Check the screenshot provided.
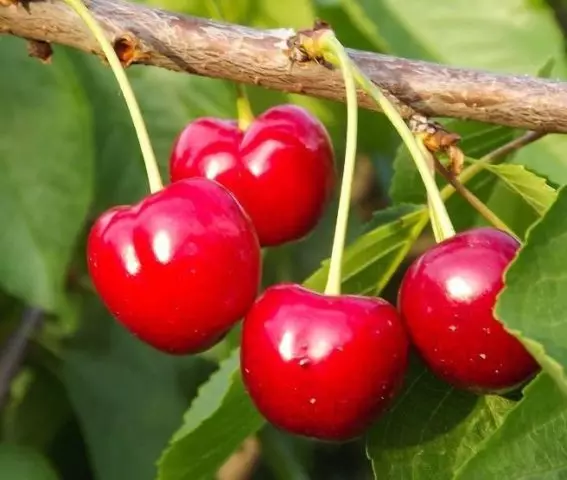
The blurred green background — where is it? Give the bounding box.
[1,0,567,479]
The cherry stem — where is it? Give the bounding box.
[422,149,444,243]
[235,83,255,131]
[319,35,359,296]
[349,68,455,241]
[433,156,517,238]
[205,0,255,131]
[63,0,163,194]
[309,31,455,241]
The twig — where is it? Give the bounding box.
[442,131,548,198]
[481,131,547,164]
[0,307,44,409]
[3,1,567,132]
[433,156,516,237]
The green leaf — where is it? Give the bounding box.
[303,205,427,295]
[315,1,378,52]
[482,163,557,215]
[473,177,539,241]
[513,134,567,187]
[62,294,213,480]
[343,0,563,73]
[460,162,559,240]
[0,40,93,310]
[0,444,59,480]
[367,355,515,480]
[366,3,566,237]
[245,0,314,28]
[157,349,264,480]
[456,374,567,479]
[146,0,314,28]
[496,184,567,395]
[388,122,556,238]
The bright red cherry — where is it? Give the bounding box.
[87,178,261,355]
[241,284,409,441]
[398,227,539,394]
[169,105,336,247]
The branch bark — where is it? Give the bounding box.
[2,0,567,133]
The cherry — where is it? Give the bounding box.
[398,227,539,394]
[169,104,336,247]
[87,178,261,355]
[241,283,409,441]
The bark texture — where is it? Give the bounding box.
[2,0,567,132]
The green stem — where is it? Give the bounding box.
[310,34,455,240]
[422,148,443,243]
[205,0,254,131]
[63,0,163,193]
[309,32,456,241]
[350,67,455,240]
[235,83,255,131]
[434,156,516,237]
[321,35,359,296]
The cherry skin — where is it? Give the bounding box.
[398,227,539,394]
[241,284,409,441]
[169,104,336,247]
[87,178,261,355]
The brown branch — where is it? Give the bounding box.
[2,0,567,132]
[481,131,547,163]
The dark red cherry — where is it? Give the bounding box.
[398,227,539,394]
[241,284,409,441]
[169,104,336,247]
[87,178,261,355]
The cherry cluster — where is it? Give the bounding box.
[86,104,539,443]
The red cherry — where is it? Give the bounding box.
[241,284,409,441]
[398,227,539,394]
[169,105,336,247]
[87,178,261,355]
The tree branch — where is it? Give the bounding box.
[0,307,44,409]
[2,0,567,133]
